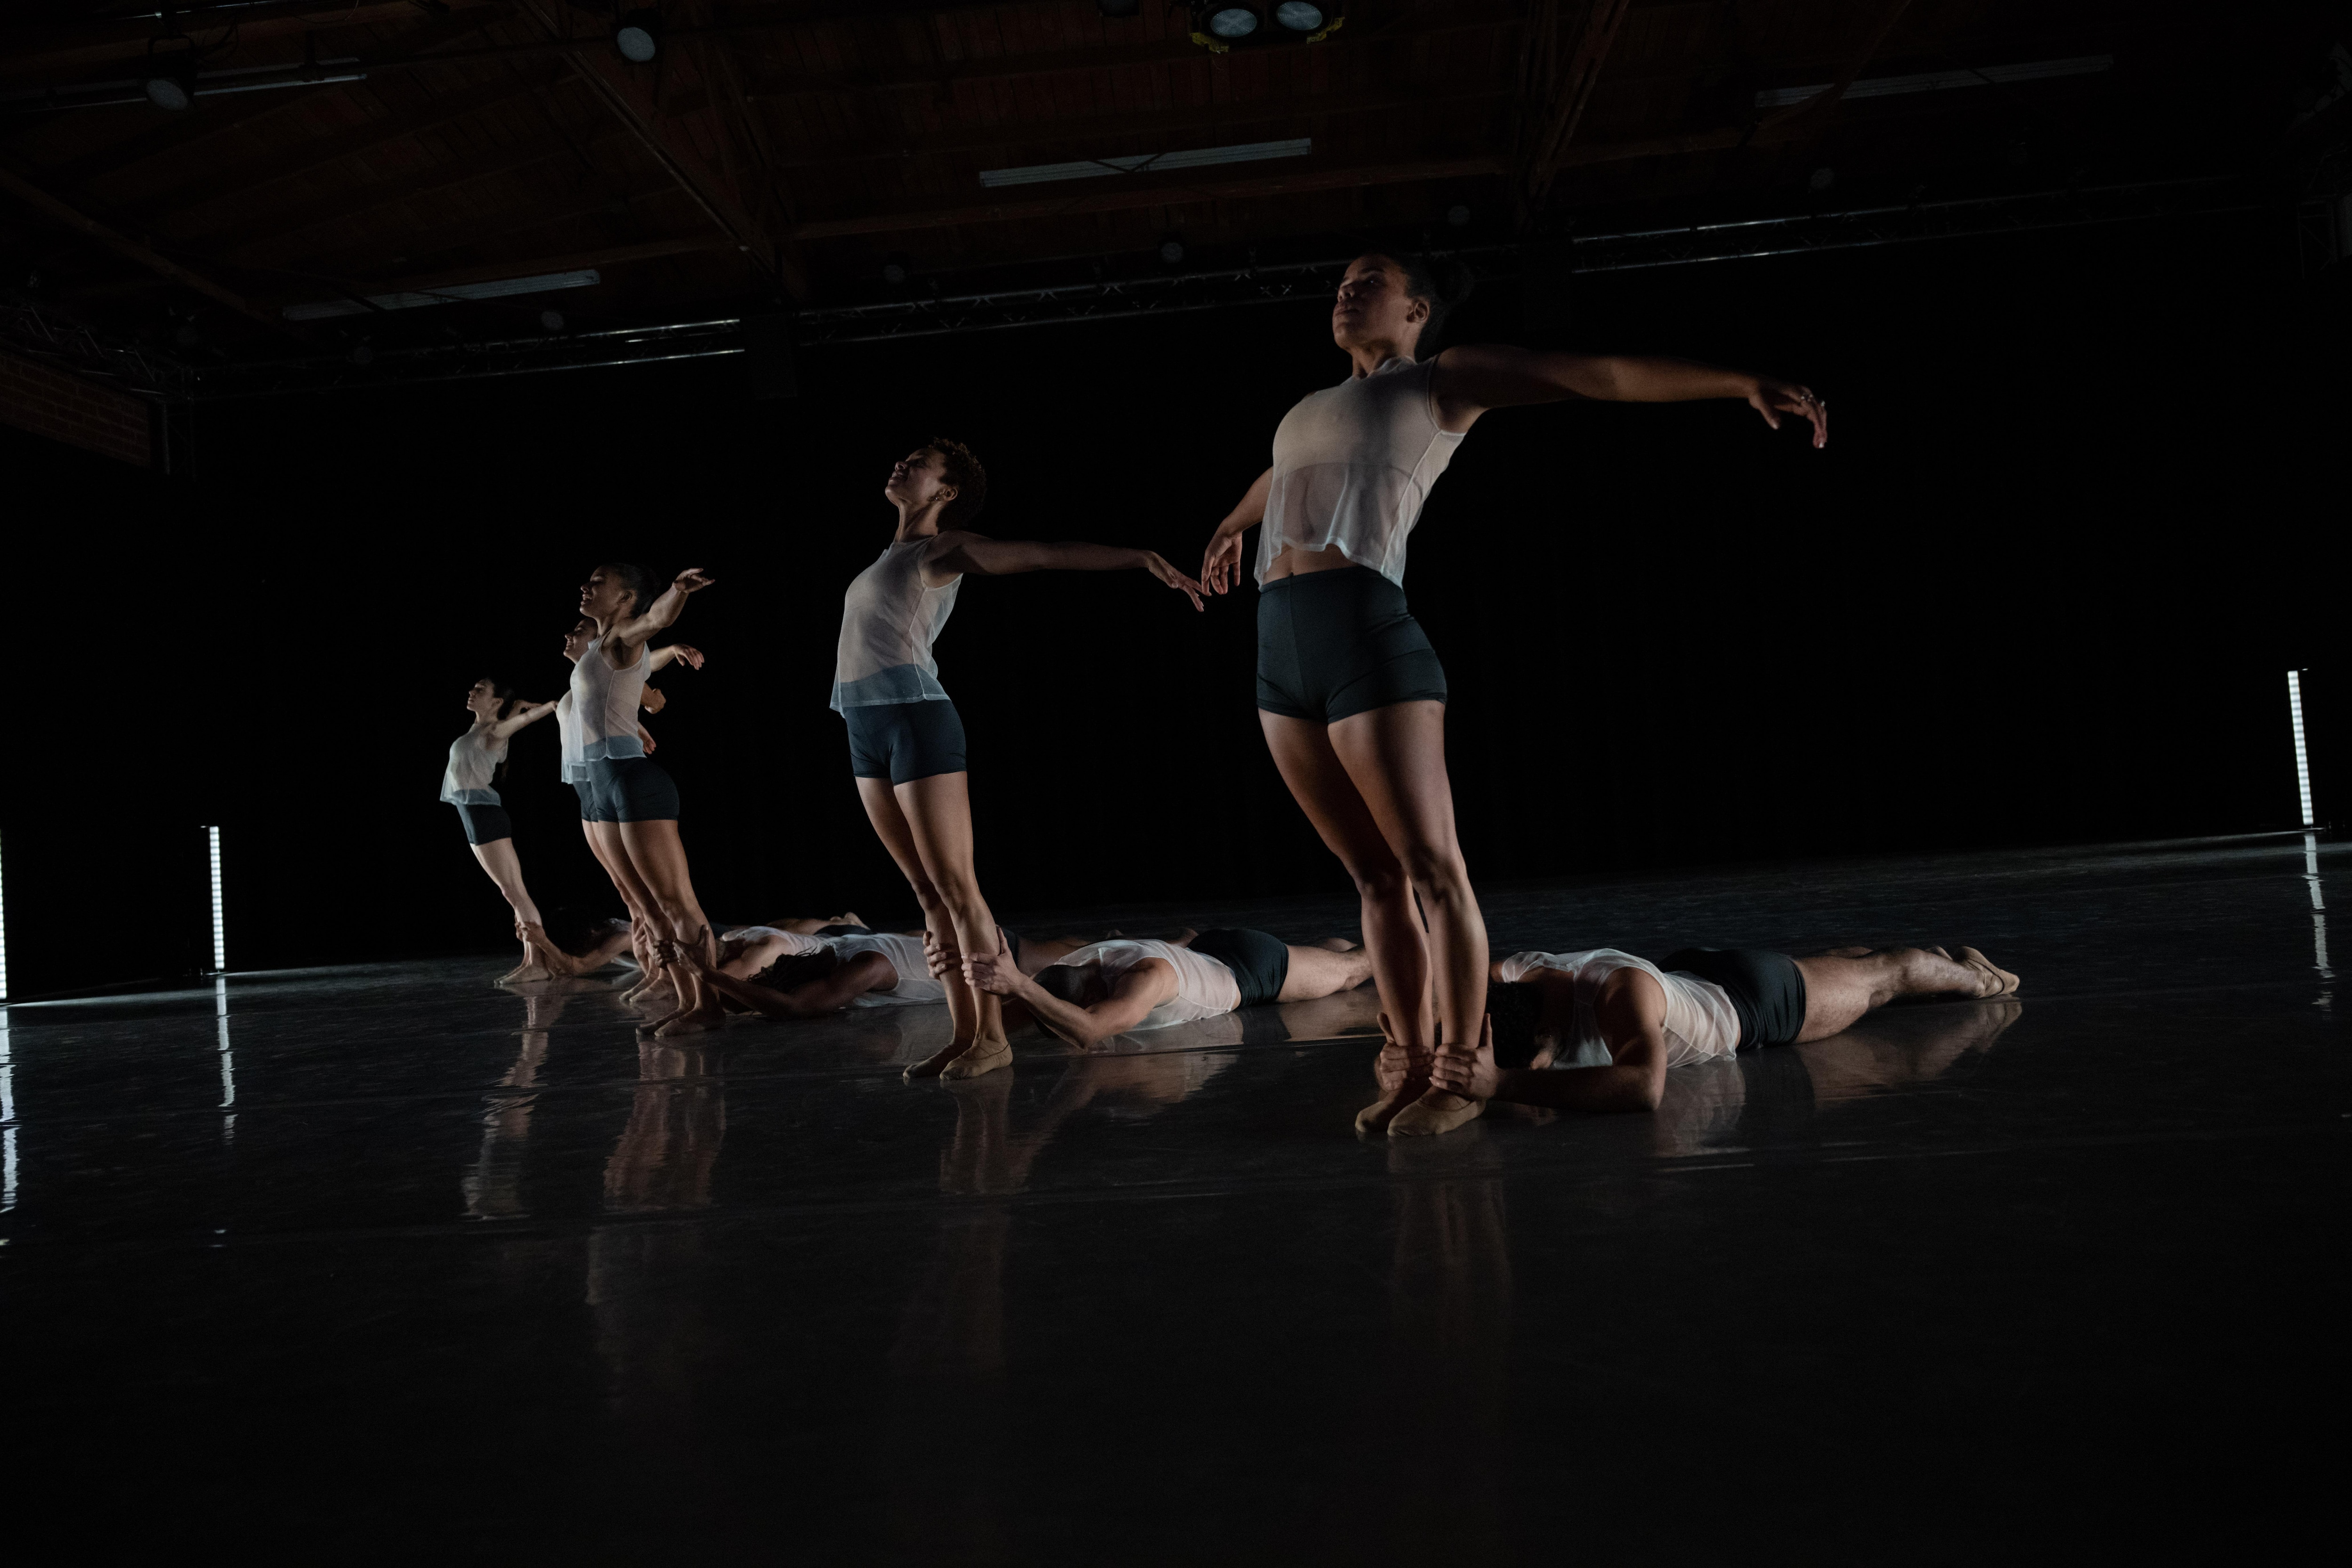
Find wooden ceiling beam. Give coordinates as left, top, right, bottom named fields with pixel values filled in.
left=0, top=159, right=294, bottom=333
left=312, top=233, right=739, bottom=297
left=793, top=153, right=1505, bottom=241
left=766, top=86, right=1509, bottom=170
left=1516, top=0, right=1632, bottom=218
left=133, top=70, right=570, bottom=225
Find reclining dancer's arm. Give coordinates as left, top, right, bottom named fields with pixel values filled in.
left=1471, top=972, right=1673, bottom=1114
left=967, top=950, right=1176, bottom=1052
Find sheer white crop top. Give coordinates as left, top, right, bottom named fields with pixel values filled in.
left=832, top=540, right=962, bottom=710
left=1256, top=355, right=1464, bottom=587
left=1048, top=939, right=1243, bottom=1031
left=834, top=931, right=946, bottom=1007
left=569, top=637, right=648, bottom=763
left=439, top=724, right=507, bottom=807
left=1495, top=949, right=1742, bottom=1069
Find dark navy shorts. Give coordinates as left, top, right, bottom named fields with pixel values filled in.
left=571, top=778, right=610, bottom=824
left=453, top=801, right=514, bottom=846
left=1661, top=947, right=1808, bottom=1050
left=1255, top=566, right=1447, bottom=724
left=844, top=699, right=968, bottom=784
left=1188, top=927, right=1291, bottom=1008
left=584, top=756, right=681, bottom=823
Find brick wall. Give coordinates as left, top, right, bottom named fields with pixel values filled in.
left=0, top=348, right=153, bottom=466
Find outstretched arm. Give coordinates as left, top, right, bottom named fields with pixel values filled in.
left=609, top=567, right=717, bottom=653
left=1470, top=973, right=1672, bottom=1113
left=929, top=533, right=1204, bottom=610
left=1432, top=344, right=1827, bottom=447
left=966, top=951, right=1176, bottom=1050
left=691, top=950, right=894, bottom=1019
left=1200, top=466, right=1273, bottom=597
left=648, top=643, right=705, bottom=674
left=488, top=699, right=559, bottom=741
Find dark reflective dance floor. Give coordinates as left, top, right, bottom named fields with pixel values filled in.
left=2, top=836, right=2340, bottom=1560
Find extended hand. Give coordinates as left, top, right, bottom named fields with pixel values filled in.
left=1748, top=377, right=1828, bottom=448
left=1144, top=551, right=1206, bottom=611
left=963, top=950, right=1020, bottom=996
left=669, top=644, right=706, bottom=670
left=673, top=567, right=717, bottom=593
left=640, top=685, right=667, bottom=715
left=1200, top=527, right=1245, bottom=597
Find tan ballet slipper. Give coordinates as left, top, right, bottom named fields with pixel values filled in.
left=1354, top=1012, right=1431, bottom=1138
left=938, top=1037, right=1013, bottom=1081
left=1386, top=1086, right=1486, bottom=1138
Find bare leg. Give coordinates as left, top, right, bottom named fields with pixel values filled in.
left=583, top=821, right=670, bottom=1006
left=856, top=776, right=988, bottom=1076
left=897, top=772, right=1013, bottom=1082
left=613, top=818, right=722, bottom=1035
left=468, top=837, right=553, bottom=983
left=1261, top=713, right=1433, bottom=1132
left=1276, top=942, right=1375, bottom=1003
left=1790, top=947, right=2020, bottom=1042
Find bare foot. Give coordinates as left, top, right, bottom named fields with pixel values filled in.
left=906, top=1036, right=981, bottom=1081
left=940, top=1037, right=1013, bottom=1080
left=1955, top=946, right=2021, bottom=998
left=498, top=961, right=554, bottom=986
left=1388, top=1087, right=1485, bottom=1138
left=654, top=1004, right=724, bottom=1037
left=520, top=923, right=584, bottom=977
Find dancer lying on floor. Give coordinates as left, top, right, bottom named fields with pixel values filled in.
left=965, top=929, right=1374, bottom=1051
left=677, top=930, right=947, bottom=1017
left=1412, top=942, right=2020, bottom=1115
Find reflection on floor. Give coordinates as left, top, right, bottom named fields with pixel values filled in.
left=0, top=836, right=2340, bottom=1557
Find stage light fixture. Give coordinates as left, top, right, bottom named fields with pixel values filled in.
left=1159, top=237, right=1186, bottom=264
left=1205, top=6, right=1260, bottom=39
left=350, top=344, right=376, bottom=366
left=538, top=309, right=565, bottom=331
left=143, top=54, right=198, bottom=111
left=1274, top=2, right=1327, bottom=30
left=206, top=826, right=226, bottom=974
left=1188, top=0, right=1339, bottom=49
left=1809, top=166, right=1835, bottom=191
left=614, top=9, right=662, bottom=63
left=881, top=259, right=909, bottom=284
left=1446, top=203, right=1471, bottom=227
left=2288, top=670, right=2316, bottom=828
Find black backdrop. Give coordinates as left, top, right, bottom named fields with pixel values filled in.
left=6, top=215, right=2342, bottom=997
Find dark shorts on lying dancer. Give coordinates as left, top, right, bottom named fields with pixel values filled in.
left=842, top=696, right=968, bottom=784
left=450, top=800, right=514, bottom=846
left=1661, top=947, right=1808, bottom=1049
left=572, top=756, right=681, bottom=823
left=1255, top=565, right=1447, bottom=724
left=1186, top=927, right=1291, bottom=1007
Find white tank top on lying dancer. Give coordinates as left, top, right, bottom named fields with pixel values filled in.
left=832, top=540, right=962, bottom=710
left=1495, top=949, right=1742, bottom=1069
left=1047, top=939, right=1244, bottom=1031
left=833, top=931, right=947, bottom=1007
left=1256, top=355, right=1464, bottom=588
left=570, top=636, right=648, bottom=762
left=725, top=927, right=828, bottom=955
left=439, top=724, right=507, bottom=806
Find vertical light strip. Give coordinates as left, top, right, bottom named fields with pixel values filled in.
left=2305, top=833, right=2334, bottom=983
left=216, top=976, right=236, bottom=1146
left=207, top=826, right=226, bottom=973
left=2288, top=671, right=2315, bottom=829
left=1, top=1020, right=16, bottom=1214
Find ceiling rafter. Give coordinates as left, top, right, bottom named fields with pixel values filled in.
left=1514, top=0, right=1633, bottom=222
left=0, top=159, right=293, bottom=332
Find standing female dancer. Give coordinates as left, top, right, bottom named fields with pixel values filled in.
left=838, top=440, right=1204, bottom=1081
left=550, top=617, right=703, bottom=1000
left=572, top=564, right=723, bottom=1035
left=443, top=678, right=561, bottom=982
left=1198, top=253, right=1828, bottom=1137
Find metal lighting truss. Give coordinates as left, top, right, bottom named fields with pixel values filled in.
left=27, top=178, right=2262, bottom=401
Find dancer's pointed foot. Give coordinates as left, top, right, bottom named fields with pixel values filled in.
left=940, top=1037, right=1013, bottom=1080
left=520, top=923, right=584, bottom=977
left=654, top=1004, right=723, bottom=1037
left=1355, top=1012, right=1431, bottom=1137
left=1955, top=946, right=2021, bottom=998
left=1388, top=1087, right=1485, bottom=1138
left=498, top=959, right=553, bottom=986
left=1355, top=1075, right=1428, bottom=1138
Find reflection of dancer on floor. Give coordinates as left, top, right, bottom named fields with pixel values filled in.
left=551, top=617, right=704, bottom=999
left=442, top=677, right=562, bottom=982
left=834, top=440, right=1204, bottom=1081
left=570, top=565, right=723, bottom=1034
left=1197, top=252, right=1828, bottom=1138
left=1440, top=941, right=2018, bottom=1116
left=968, top=929, right=1371, bottom=1051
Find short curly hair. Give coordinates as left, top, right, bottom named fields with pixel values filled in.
left=930, top=437, right=988, bottom=528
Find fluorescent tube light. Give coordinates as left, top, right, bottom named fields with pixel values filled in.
left=2289, top=670, right=2315, bottom=829
left=207, top=826, right=226, bottom=973
left=281, top=269, right=602, bottom=321
left=980, top=138, right=1311, bottom=188
left=1754, top=55, right=2112, bottom=108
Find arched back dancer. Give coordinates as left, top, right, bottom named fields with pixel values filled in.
left=442, top=677, right=560, bottom=982
left=837, top=440, right=1205, bottom=1082
left=572, top=564, right=722, bottom=1035
left=1198, top=252, right=1828, bottom=1138
left=551, top=617, right=702, bottom=1000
